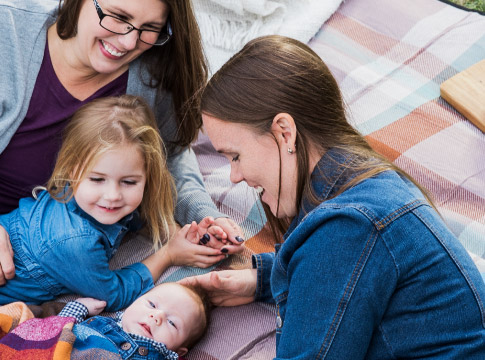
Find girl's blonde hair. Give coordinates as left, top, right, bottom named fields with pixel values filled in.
left=47, top=95, right=175, bottom=248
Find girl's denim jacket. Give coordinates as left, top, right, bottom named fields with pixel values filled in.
left=253, top=148, right=485, bottom=359
left=0, top=191, right=153, bottom=312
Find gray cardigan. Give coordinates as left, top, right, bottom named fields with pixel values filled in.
left=0, top=0, right=221, bottom=224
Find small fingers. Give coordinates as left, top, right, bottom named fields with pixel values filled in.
left=207, top=226, right=227, bottom=240
left=198, top=216, right=215, bottom=233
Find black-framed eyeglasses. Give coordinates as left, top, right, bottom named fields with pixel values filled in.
left=93, top=0, right=172, bottom=46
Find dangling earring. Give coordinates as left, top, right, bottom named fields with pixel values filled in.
left=287, top=148, right=294, bottom=154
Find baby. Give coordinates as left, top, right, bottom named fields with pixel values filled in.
left=59, top=282, right=211, bottom=359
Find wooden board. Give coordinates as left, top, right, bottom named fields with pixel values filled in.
left=440, top=59, right=485, bottom=132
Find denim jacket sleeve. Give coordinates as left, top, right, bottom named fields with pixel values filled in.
left=273, top=210, right=395, bottom=359
left=39, top=232, right=154, bottom=312
left=252, top=252, right=275, bottom=303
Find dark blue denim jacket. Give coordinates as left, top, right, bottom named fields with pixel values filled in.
left=253, top=148, right=485, bottom=359
left=0, top=191, right=153, bottom=311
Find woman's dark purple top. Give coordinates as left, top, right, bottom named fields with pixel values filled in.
left=0, top=42, right=128, bottom=214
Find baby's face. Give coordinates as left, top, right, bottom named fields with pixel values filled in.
left=122, top=283, right=202, bottom=354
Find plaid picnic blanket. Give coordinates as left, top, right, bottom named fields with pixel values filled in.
left=57, top=0, right=485, bottom=358
left=310, top=0, right=485, bottom=266
left=186, top=0, right=485, bottom=357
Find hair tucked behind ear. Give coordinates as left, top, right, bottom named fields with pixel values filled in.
left=47, top=95, right=175, bottom=248
left=200, top=35, right=434, bottom=241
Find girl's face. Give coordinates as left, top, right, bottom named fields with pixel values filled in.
left=74, top=144, right=146, bottom=224
left=202, top=114, right=299, bottom=218
left=74, top=0, right=169, bottom=74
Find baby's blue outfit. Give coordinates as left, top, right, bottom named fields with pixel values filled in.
left=0, top=190, right=153, bottom=312
left=59, top=301, right=179, bottom=360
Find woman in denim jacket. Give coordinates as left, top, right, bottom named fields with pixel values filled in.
left=181, top=35, right=485, bottom=359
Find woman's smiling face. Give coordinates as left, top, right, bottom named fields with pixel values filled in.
left=202, top=113, right=298, bottom=218
left=74, top=0, right=169, bottom=74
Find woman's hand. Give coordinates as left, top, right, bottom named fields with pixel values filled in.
left=179, top=269, right=257, bottom=306
left=0, top=225, right=15, bottom=285
left=198, top=217, right=246, bottom=255
left=75, top=297, right=106, bottom=316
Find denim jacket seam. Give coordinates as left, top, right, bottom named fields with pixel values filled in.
left=274, top=292, right=288, bottom=304
left=316, top=228, right=380, bottom=359
left=377, top=324, right=397, bottom=359
left=375, top=199, right=426, bottom=230
left=414, top=210, right=485, bottom=327
left=275, top=253, right=288, bottom=276
left=37, top=231, right=98, bottom=257
left=380, top=235, right=400, bottom=279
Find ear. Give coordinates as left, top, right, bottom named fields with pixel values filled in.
left=270, top=113, right=297, bottom=152
left=176, top=347, right=188, bottom=357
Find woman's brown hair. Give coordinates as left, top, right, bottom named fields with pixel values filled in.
left=200, top=35, right=433, bottom=241
left=56, top=0, right=208, bottom=148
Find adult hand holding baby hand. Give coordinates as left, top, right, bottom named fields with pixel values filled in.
left=197, top=216, right=246, bottom=255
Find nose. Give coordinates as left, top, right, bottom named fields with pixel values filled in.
left=150, top=310, right=165, bottom=325
left=229, top=163, right=244, bottom=184
left=118, top=30, right=139, bottom=50
left=104, top=183, right=122, bottom=201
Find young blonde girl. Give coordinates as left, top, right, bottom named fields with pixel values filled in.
left=0, top=95, right=226, bottom=311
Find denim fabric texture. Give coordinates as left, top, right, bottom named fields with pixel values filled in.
left=0, top=190, right=153, bottom=312
left=253, top=148, right=485, bottom=359
left=73, top=316, right=178, bottom=360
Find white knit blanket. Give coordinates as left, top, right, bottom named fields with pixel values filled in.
left=192, top=0, right=345, bottom=75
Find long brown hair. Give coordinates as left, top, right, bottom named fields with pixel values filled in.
left=200, top=35, right=433, bottom=241
left=47, top=95, right=175, bottom=248
left=56, top=0, right=207, bottom=148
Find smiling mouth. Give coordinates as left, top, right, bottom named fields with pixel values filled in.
left=97, top=205, right=121, bottom=212
left=100, top=40, right=127, bottom=57
left=140, top=323, right=152, bottom=337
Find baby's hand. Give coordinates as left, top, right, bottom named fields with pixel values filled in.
left=75, top=297, right=106, bottom=316
left=199, top=217, right=246, bottom=255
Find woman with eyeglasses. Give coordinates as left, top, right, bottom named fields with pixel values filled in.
left=0, top=0, right=244, bottom=283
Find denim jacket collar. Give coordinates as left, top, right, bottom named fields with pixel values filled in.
left=66, top=197, right=137, bottom=247
left=285, top=148, right=358, bottom=239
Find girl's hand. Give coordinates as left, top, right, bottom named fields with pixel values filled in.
left=165, top=222, right=227, bottom=268
left=75, top=297, right=106, bottom=316
left=0, top=225, right=15, bottom=285
left=178, top=269, right=257, bottom=306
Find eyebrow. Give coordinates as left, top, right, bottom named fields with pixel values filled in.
left=215, top=147, right=235, bottom=155
left=89, top=171, right=144, bottom=178
left=107, top=4, right=164, bottom=27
